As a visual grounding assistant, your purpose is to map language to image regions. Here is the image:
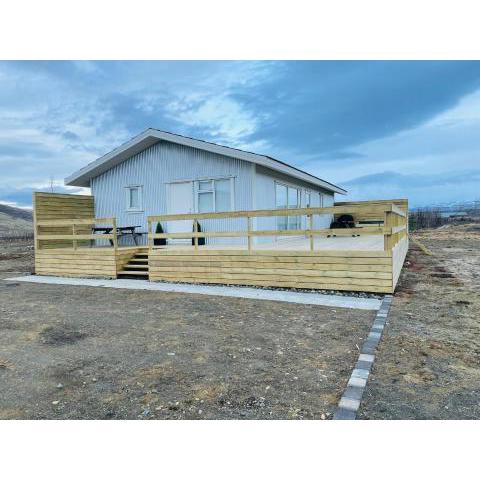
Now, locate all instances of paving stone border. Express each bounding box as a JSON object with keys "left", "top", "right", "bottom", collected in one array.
[{"left": 333, "top": 295, "right": 393, "bottom": 420}]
